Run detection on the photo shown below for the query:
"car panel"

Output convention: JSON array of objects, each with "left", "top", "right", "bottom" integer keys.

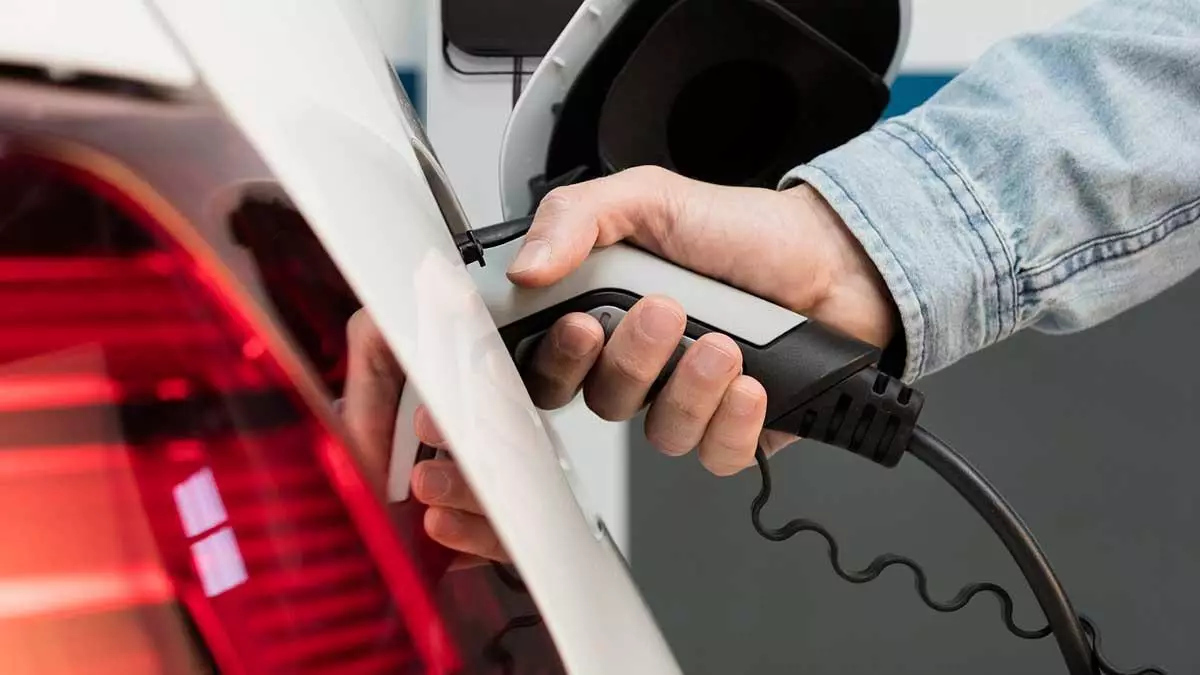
[
  {"left": 0, "top": 0, "right": 195, "bottom": 89},
  {"left": 145, "top": 1, "right": 682, "bottom": 673},
  {"left": 0, "top": 77, "right": 574, "bottom": 673}
]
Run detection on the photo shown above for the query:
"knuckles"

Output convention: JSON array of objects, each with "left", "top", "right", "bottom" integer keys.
[
  {"left": 620, "top": 164, "right": 675, "bottom": 185},
  {"left": 537, "top": 186, "right": 578, "bottom": 218},
  {"left": 643, "top": 413, "right": 698, "bottom": 457},
  {"left": 606, "top": 349, "right": 658, "bottom": 387},
  {"left": 526, "top": 371, "right": 581, "bottom": 410},
  {"left": 582, "top": 385, "right": 635, "bottom": 422}
]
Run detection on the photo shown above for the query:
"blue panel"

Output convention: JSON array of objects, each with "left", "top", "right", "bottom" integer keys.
[
  {"left": 883, "top": 73, "right": 957, "bottom": 118},
  {"left": 391, "top": 69, "right": 948, "bottom": 125},
  {"left": 395, "top": 68, "right": 422, "bottom": 120}
]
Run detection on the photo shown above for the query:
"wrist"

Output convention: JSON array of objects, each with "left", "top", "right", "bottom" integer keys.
[
  {"left": 780, "top": 120, "right": 1020, "bottom": 382},
  {"left": 781, "top": 184, "right": 898, "bottom": 350}
]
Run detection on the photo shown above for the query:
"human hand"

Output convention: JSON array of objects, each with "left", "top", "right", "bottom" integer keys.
[
  {"left": 342, "top": 310, "right": 509, "bottom": 564},
  {"left": 509, "top": 166, "right": 896, "bottom": 472},
  {"left": 343, "top": 166, "right": 897, "bottom": 563}
]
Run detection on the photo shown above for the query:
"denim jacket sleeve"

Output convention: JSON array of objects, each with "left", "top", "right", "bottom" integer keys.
[{"left": 780, "top": 0, "right": 1200, "bottom": 382}]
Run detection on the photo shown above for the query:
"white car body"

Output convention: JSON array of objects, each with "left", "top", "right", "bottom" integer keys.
[
  {"left": 0, "top": 1, "right": 678, "bottom": 673},
  {"left": 0, "top": 1, "right": 906, "bottom": 673},
  {"left": 150, "top": 2, "right": 681, "bottom": 673}
]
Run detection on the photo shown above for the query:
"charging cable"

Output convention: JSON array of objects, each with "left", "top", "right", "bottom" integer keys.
[
  {"left": 750, "top": 366, "right": 1165, "bottom": 675},
  {"left": 459, "top": 218, "right": 1166, "bottom": 675}
]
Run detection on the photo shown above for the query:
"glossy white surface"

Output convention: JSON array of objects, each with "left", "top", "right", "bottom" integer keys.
[
  {"left": 416, "top": 0, "right": 634, "bottom": 557},
  {"left": 891, "top": 0, "right": 914, "bottom": 82},
  {"left": 475, "top": 240, "right": 807, "bottom": 347},
  {"left": 424, "top": 3, "right": 528, "bottom": 227},
  {"left": 148, "top": 1, "right": 681, "bottom": 673},
  {"left": 0, "top": 0, "right": 194, "bottom": 88},
  {"left": 499, "top": 0, "right": 635, "bottom": 219},
  {"left": 387, "top": 383, "right": 424, "bottom": 502}
]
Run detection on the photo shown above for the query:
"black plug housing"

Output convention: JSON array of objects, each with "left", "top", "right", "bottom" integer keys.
[{"left": 769, "top": 367, "right": 923, "bottom": 467}]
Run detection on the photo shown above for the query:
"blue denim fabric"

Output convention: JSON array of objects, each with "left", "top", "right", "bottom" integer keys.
[{"left": 781, "top": 0, "right": 1200, "bottom": 381}]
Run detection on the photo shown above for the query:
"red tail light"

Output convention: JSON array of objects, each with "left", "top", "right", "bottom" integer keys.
[{"left": 0, "top": 149, "right": 462, "bottom": 674}]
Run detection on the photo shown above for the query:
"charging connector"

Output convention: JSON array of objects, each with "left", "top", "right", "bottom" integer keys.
[
  {"left": 770, "top": 368, "right": 921, "bottom": 468},
  {"left": 459, "top": 218, "right": 1163, "bottom": 674}
]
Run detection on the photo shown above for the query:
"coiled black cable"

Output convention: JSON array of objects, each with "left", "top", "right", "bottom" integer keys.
[
  {"left": 492, "top": 560, "right": 530, "bottom": 594},
  {"left": 751, "top": 427, "right": 1166, "bottom": 675},
  {"left": 484, "top": 562, "right": 543, "bottom": 674},
  {"left": 483, "top": 615, "right": 544, "bottom": 675},
  {"left": 909, "top": 425, "right": 1092, "bottom": 672},
  {"left": 750, "top": 448, "right": 1049, "bottom": 638},
  {"left": 1081, "top": 617, "right": 1166, "bottom": 675}
]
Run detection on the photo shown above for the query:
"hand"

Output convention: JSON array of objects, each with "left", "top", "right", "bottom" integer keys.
[
  {"left": 343, "top": 166, "right": 897, "bottom": 564},
  {"left": 510, "top": 166, "right": 895, "bottom": 471},
  {"left": 408, "top": 405, "right": 510, "bottom": 564},
  {"left": 342, "top": 310, "right": 510, "bottom": 564}
]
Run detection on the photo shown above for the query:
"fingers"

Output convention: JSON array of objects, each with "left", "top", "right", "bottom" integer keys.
[
  {"left": 517, "top": 295, "right": 774, "bottom": 477},
  {"left": 525, "top": 313, "right": 605, "bottom": 409},
  {"left": 583, "top": 295, "right": 686, "bottom": 421},
  {"left": 640, "top": 328, "right": 768, "bottom": 477},
  {"left": 507, "top": 166, "right": 682, "bottom": 287},
  {"left": 644, "top": 333, "right": 743, "bottom": 456},
  {"left": 409, "top": 406, "right": 508, "bottom": 563},
  {"left": 697, "top": 375, "right": 768, "bottom": 476},
  {"left": 760, "top": 429, "right": 801, "bottom": 458},
  {"left": 413, "top": 405, "right": 447, "bottom": 448},
  {"left": 411, "top": 459, "right": 482, "bottom": 513},
  {"left": 424, "top": 508, "right": 509, "bottom": 563},
  {"left": 343, "top": 310, "right": 405, "bottom": 479},
  {"left": 448, "top": 555, "right": 495, "bottom": 572}
]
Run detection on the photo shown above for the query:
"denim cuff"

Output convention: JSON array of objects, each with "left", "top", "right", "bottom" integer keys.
[{"left": 780, "top": 119, "right": 1017, "bottom": 382}]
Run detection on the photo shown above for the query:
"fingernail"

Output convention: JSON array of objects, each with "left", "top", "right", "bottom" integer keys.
[
  {"left": 692, "top": 342, "right": 737, "bottom": 379},
  {"left": 418, "top": 467, "right": 451, "bottom": 501},
  {"left": 555, "top": 321, "right": 597, "bottom": 358},
  {"left": 508, "top": 239, "right": 551, "bottom": 275},
  {"left": 638, "top": 304, "right": 683, "bottom": 341}
]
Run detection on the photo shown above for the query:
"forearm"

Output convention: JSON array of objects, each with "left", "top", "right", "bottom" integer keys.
[{"left": 783, "top": 0, "right": 1200, "bottom": 381}]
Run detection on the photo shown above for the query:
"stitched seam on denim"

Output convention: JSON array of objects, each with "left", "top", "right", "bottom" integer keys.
[
  {"left": 892, "top": 119, "right": 1019, "bottom": 340},
  {"left": 1021, "top": 201, "right": 1200, "bottom": 293},
  {"left": 805, "top": 163, "right": 929, "bottom": 377},
  {"left": 1022, "top": 195, "right": 1200, "bottom": 278},
  {"left": 876, "top": 124, "right": 1004, "bottom": 348}
]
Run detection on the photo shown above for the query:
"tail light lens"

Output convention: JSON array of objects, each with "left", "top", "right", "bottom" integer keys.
[{"left": 0, "top": 148, "right": 562, "bottom": 674}]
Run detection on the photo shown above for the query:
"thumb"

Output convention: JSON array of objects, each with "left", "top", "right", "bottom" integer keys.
[{"left": 505, "top": 166, "right": 680, "bottom": 287}]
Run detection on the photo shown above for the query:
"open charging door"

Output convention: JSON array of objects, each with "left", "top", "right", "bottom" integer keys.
[{"left": 500, "top": 0, "right": 911, "bottom": 218}]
